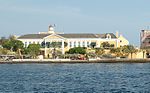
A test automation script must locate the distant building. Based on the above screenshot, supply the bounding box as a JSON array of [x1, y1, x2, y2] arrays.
[[17, 25, 129, 58], [116, 32, 129, 47], [140, 30, 150, 48]]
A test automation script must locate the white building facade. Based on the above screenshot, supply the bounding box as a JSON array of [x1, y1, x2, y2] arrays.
[[17, 25, 128, 57]]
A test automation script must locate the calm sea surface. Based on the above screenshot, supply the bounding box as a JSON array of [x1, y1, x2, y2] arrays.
[[0, 63, 150, 93]]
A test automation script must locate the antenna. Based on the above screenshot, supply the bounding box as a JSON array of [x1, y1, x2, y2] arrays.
[[147, 26, 149, 30], [53, 24, 56, 27]]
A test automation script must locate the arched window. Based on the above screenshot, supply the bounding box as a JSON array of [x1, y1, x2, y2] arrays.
[[69, 42, 72, 47], [83, 41, 85, 47], [106, 34, 111, 39]]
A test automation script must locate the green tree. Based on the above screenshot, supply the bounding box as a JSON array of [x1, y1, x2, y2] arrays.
[[101, 42, 111, 49], [0, 48, 9, 55], [27, 44, 40, 58], [95, 48, 105, 56], [22, 48, 28, 55], [68, 47, 86, 54], [2, 40, 12, 50], [2, 39, 24, 52], [122, 45, 138, 59], [12, 40, 24, 51], [0, 37, 7, 45], [128, 45, 138, 59], [9, 35, 16, 40], [110, 47, 123, 57], [121, 46, 129, 56]]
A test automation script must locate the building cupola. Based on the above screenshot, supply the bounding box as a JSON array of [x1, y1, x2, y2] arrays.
[[48, 24, 55, 34]]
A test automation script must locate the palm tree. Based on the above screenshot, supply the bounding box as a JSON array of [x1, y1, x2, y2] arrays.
[[110, 47, 122, 57], [142, 50, 146, 59], [122, 45, 137, 59], [121, 46, 128, 57]]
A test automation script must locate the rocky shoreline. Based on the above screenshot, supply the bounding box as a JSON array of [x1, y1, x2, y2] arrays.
[[0, 59, 150, 64]]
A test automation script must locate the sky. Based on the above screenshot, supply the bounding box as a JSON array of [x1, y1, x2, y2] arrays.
[[0, 0, 150, 46]]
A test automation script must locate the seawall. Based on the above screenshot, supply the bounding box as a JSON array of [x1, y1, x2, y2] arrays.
[[0, 59, 150, 64]]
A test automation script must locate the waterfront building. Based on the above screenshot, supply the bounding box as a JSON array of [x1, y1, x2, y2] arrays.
[[17, 25, 129, 58], [140, 30, 150, 48], [117, 34, 129, 47]]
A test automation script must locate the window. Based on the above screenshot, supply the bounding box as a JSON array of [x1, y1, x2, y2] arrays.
[[74, 42, 76, 47], [106, 34, 111, 39], [70, 42, 72, 47], [46, 42, 50, 48], [90, 42, 96, 48], [25, 42, 27, 48], [87, 41, 90, 47], [83, 41, 85, 47], [29, 42, 31, 44], [78, 42, 80, 47]]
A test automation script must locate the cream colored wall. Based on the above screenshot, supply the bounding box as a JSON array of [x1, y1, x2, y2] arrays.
[[118, 35, 129, 47], [128, 50, 146, 59], [99, 40, 118, 48]]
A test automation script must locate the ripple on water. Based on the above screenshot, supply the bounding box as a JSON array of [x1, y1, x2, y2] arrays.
[[0, 63, 150, 92]]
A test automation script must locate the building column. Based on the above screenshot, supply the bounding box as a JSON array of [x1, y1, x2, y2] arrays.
[[97, 40, 100, 48], [116, 39, 119, 47], [76, 41, 78, 47], [62, 40, 65, 54], [67, 40, 70, 50], [80, 41, 83, 47], [85, 41, 87, 47], [89, 41, 91, 47]]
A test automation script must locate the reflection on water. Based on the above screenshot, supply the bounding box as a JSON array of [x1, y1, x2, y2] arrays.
[[0, 63, 150, 92]]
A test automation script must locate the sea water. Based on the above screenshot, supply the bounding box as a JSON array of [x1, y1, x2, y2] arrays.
[[0, 63, 150, 92]]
